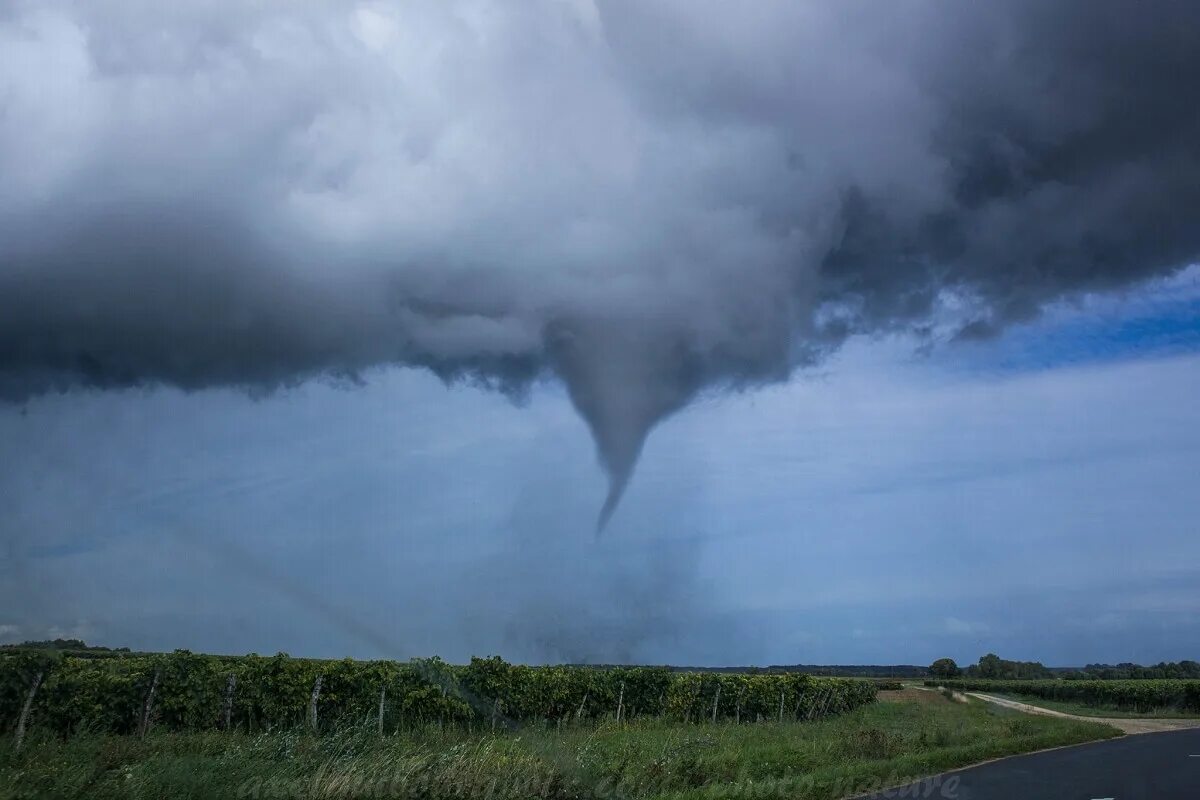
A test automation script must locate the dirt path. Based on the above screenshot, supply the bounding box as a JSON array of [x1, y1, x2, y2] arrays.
[[965, 692, 1200, 734]]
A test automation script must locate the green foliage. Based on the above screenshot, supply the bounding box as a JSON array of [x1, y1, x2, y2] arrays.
[[1067, 660, 1200, 680], [928, 658, 959, 679], [0, 651, 878, 737], [0, 649, 60, 734], [965, 653, 1052, 680], [0, 691, 1119, 800], [924, 678, 1200, 712]]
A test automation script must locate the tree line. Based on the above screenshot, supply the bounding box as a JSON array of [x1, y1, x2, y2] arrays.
[[929, 654, 1200, 681]]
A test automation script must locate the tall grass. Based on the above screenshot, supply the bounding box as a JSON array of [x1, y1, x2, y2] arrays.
[[0, 695, 1119, 800]]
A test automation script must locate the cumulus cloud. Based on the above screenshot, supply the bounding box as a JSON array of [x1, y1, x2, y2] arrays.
[[1, 0, 1198, 523]]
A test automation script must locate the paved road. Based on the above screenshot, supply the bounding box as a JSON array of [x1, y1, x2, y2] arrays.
[[863, 727, 1200, 799]]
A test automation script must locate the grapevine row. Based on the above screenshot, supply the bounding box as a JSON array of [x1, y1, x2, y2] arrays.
[[924, 678, 1200, 712], [1, 651, 876, 736]]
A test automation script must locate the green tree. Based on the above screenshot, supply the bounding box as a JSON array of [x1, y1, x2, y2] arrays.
[[929, 658, 960, 679], [976, 653, 1003, 678]]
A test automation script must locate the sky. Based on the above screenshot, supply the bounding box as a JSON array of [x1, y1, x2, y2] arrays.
[[1, 1, 1200, 667], [4, 272, 1199, 667]]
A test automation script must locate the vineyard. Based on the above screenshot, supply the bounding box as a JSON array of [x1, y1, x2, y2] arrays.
[[1, 650, 877, 737], [924, 678, 1200, 713]]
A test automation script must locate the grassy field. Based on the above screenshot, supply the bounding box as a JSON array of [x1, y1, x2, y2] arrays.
[[0, 691, 1119, 800], [987, 692, 1198, 719]]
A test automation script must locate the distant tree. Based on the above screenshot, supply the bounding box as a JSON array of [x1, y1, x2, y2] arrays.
[[972, 653, 1052, 680], [929, 658, 960, 679], [977, 653, 1003, 678]]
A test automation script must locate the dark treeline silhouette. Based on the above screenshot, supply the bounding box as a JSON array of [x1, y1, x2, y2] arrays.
[[570, 663, 929, 678], [929, 654, 1200, 681], [0, 639, 132, 656], [6, 642, 1194, 680], [1061, 661, 1200, 680]]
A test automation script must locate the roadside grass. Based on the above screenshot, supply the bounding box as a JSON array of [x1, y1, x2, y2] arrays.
[[0, 694, 1120, 800], [985, 692, 1198, 719]]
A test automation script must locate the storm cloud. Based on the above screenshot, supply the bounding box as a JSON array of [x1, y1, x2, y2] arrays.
[[2, 0, 1198, 523]]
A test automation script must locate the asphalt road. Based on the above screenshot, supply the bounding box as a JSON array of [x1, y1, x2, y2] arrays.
[[863, 727, 1200, 800]]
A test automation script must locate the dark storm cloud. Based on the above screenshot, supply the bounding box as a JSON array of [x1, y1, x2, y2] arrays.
[[815, 2, 1200, 337], [1, 0, 1198, 522]]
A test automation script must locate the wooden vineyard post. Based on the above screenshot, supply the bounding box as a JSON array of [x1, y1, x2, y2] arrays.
[[616, 681, 625, 724], [439, 685, 447, 732], [806, 686, 825, 721], [223, 674, 237, 731], [778, 690, 784, 723], [378, 684, 387, 736], [139, 669, 160, 740], [492, 698, 500, 733], [735, 688, 744, 724], [309, 675, 323, 732], [711, 683, 721, 723], [14, 670, 44, 752], [575, 691, 589, 722]]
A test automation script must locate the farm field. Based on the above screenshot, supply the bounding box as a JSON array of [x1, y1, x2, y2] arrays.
[[925, 679, 1200, 717], [0, 689, 1118, 800], [986, 693, 1198, 719]]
